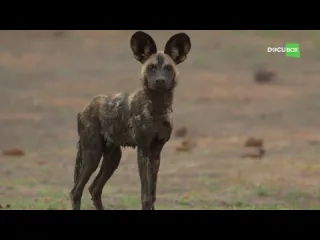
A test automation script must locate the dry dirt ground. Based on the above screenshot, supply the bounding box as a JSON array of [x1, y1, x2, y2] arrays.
[[1, 30, 320, 210]]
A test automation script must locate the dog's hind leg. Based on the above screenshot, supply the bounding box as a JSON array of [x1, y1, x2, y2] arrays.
[[70, 130, 103, 210], [89, 145, 122, 210]]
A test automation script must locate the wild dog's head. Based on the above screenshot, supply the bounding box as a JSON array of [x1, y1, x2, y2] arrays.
[[130, 31, 191, 92]]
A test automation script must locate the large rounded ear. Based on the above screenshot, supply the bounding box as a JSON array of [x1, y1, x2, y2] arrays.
[[130, 31, 157, 64], [164, 33, 191, 65]]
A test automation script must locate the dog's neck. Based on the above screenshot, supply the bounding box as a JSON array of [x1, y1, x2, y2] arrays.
[[141, 78, 175, 115]]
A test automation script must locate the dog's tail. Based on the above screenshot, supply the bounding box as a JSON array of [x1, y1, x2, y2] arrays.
[[74, 113, 83, 184]]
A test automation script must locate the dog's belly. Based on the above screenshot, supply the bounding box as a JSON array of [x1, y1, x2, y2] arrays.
[[101, 124, 137, 148]]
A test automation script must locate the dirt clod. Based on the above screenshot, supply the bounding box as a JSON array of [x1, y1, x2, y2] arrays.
[[174, 127, 188, 138], [243, 137, 265, 159], [2, 148, 25, 157], [53, 31, 66, 38], [254, 69, 276, 84], [175, 139, 195, 152], [244, 137, 263, 147]]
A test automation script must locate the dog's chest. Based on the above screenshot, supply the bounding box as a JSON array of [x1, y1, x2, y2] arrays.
[[154, 110, 173, 140], [132, 108, 173, 146]]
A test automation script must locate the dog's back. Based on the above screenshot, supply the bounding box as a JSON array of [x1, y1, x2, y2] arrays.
[[78, 92, 136, 148]]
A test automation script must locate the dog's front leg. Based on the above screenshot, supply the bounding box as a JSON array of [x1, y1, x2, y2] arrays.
[[137, 140, 164, 210]]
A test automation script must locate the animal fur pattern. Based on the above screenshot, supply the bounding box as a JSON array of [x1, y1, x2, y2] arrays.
[[70, 31, 192, 210]]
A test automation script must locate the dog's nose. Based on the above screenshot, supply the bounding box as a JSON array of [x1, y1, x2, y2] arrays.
[[156, 78, 165, 85]]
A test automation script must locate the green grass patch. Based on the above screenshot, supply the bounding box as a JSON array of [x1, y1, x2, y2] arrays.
[[252, 185, 270, 197]]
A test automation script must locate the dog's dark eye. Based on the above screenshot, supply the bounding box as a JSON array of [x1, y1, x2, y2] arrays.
[[164, 65, 173, 72], [148, 64, 156, 71]]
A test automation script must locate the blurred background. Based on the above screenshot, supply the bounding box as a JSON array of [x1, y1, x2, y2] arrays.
[[1, 30, 320, 209]]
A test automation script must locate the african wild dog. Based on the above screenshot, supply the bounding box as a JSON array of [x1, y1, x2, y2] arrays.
[[70, 31, 191, 210]]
